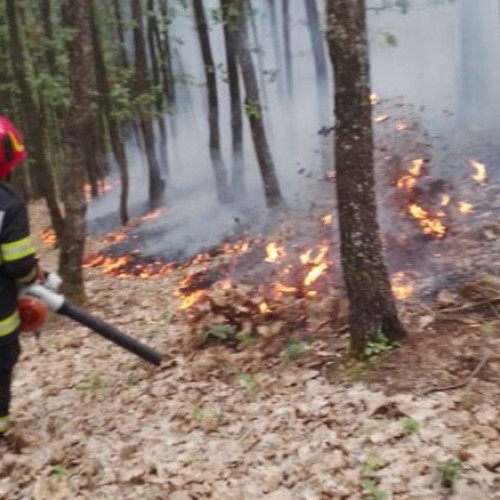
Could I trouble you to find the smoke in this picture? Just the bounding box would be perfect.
[87,0,500,262]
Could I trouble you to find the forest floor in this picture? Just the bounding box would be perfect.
[1,201,500,500]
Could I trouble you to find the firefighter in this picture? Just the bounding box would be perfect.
[0,115,39,436]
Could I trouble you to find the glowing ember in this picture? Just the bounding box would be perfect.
[391,272,414,300]
[300,246,329,266]
[408,204,446,238]
[180,290,205,310]
[304,263,328,287]
[39,227,57,247]
[274,283,298,294]
[84,179,118,202]
[469,159,487,184]
[395,122,409,132]
[259,302,270,314]
[322,214,333,226]
[441,194,451,207]
[374,114,390,123]
[370,93,378,104]
[458,201,474,214]
[265,242,286,263]
[397,174,417,191]
[409,158,424,176]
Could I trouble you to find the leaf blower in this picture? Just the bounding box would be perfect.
[17,272,162,366]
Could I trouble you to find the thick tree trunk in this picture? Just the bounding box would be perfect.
[5,0,64,240]
[59,0,93,302]
[221,0,245,196]
[282,0,293,98]
[305,0,330,172]
[131,0,165,208]
[326,0,406,355]
[235,0,283,208]
[192,0,231,203]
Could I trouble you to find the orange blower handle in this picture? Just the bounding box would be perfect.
[17,296,48,332]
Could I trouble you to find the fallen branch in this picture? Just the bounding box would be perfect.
[439,297,500,315]
[418,350,491,397]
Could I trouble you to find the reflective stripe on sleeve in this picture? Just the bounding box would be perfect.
[1,236,36,262]
[16,266,38,284]
[0,311,20,337]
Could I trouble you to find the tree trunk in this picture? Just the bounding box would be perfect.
[221,0,245,196]
[5,0,65,240]
[326,0,406,355]
[131,0,165,208]
[59,0,93,302]
[90,0,129,224]
[305,0,330,172]
[235,0,283,208]
[192,0,231,203]
[282,0,293,98]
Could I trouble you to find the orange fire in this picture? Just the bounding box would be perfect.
[370,93,379,104]
[274,283,298,294]
[265,242,286,263]
[39,227,57,247]
[408,204,446,238]
[469,159,487,184]
[458,201,473,214]
[304,263,328,287]
[180,290,205,310]
[409,159,424,176]
[391,272,414,300]
[397,174,417,191]
[259,302,270,314]
[441,194,451,207]
[322,214,333,226]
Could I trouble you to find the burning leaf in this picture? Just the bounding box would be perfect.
[469,159,487,184]
[265,243,286,263]
[408,204,446,238]
[458,202,474,215]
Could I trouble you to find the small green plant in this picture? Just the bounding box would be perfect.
[437,458,461,488]
[198,324,237,345]
[402,417,420,435]
[364,333,400,360]
[161,309,174,324]
[244,102,261,120]
[193,406,216,421]
[50,464,67,480]
[363,456,389,477]
[236,331,256,348]
[362,479,390,500]
[237,372,259,392]
[281,337,308,361]
[80,374,108,393]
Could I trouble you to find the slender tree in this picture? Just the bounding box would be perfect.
[282,0,293,98]
[59,0,93,301]
[5,0,64,240]
[192,0,231,202]
[235,0,283,208]
[326,0,406,354]
[221,0,245,196]
[131,0,165,207]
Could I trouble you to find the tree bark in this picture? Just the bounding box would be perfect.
[90,0,130,224]
[192,0,231,203]
[305,0,330,172]
[326,0,406,355]
[221,0,245,196]
[5,0,65,240]
[59,0,93,302]
[282,0,293,98]
[235,0,283,208]
[131,0,165,208]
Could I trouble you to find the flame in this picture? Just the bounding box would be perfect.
[274,283,298,294]
[180,290,205,310]
[397,174,417,191]
[370,93,378,104]
[304,263,328,287]
[39,227,57,247]
[322,214,333,226]
[259,302,270,314]
[458,201,473,214]
[408,204,446,238]
[84,179,118,202]
[409,159,424,176]
[300,246,329,266]
[391,272,414,300]
[441,194,451,207]
[265,243,286,263]
[469,159,487,184]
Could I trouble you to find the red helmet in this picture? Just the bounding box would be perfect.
[0,116,27,180]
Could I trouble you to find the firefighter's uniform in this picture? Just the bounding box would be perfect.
[0,182,37,432]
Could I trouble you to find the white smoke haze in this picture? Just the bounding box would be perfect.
[87,0,500,263]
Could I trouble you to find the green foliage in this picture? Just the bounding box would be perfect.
[281,337,308,361]
[363,456,389,477]
[193,406,215,421]
[381,30,398,47]
[236,331,256,348]
[401,417,420,435]
[50,464,67,480]
[244,102,262,120]
[237,372,259,391]
[364,333,400,359]
[437,458,461,488]
[198,324,237,345]
[362,479,390,500]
